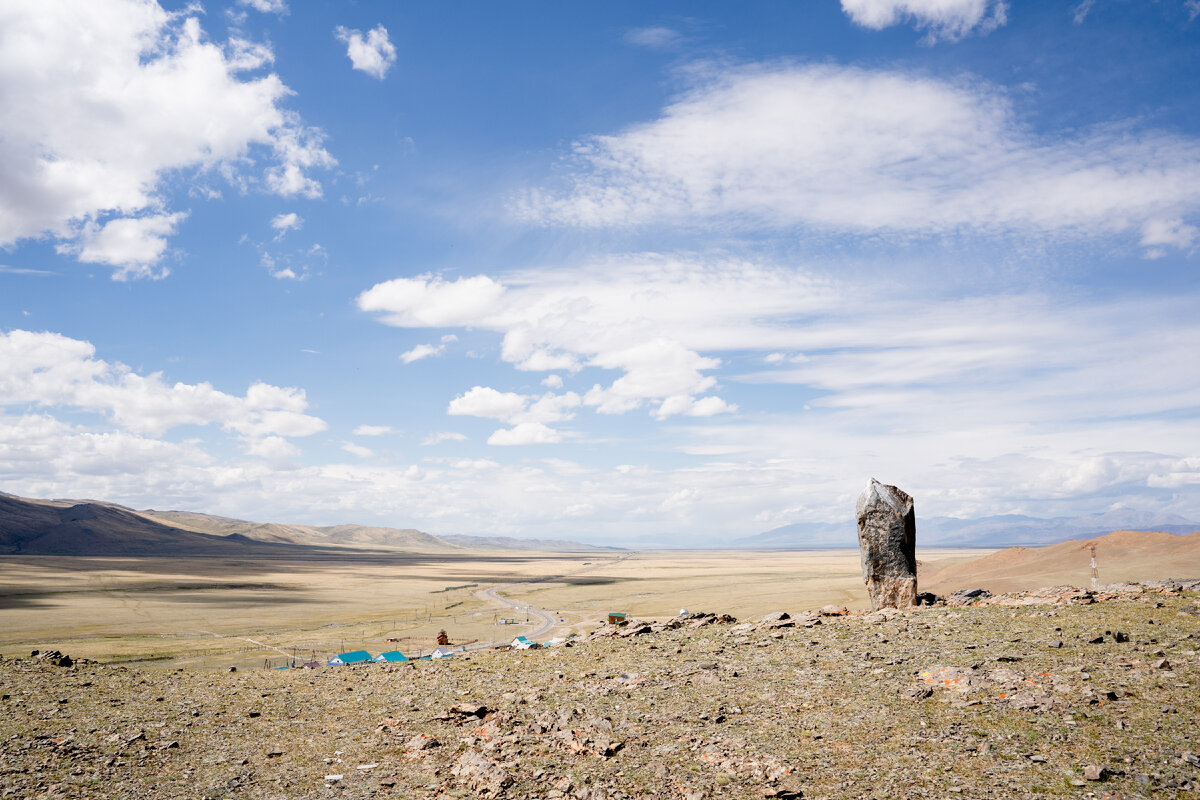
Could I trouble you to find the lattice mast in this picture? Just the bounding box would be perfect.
[1089,544,1098,590]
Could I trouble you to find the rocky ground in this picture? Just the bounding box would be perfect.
[2,581,1199,800]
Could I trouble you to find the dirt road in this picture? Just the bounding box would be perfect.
[471,552,633,647]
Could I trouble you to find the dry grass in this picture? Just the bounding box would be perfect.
[0,552,600,668]
[503,548,991,626]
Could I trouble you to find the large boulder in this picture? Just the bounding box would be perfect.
[856,478,917,609]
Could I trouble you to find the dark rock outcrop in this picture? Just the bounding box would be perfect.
[856,478,917,609]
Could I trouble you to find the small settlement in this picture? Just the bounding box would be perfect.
[280,625,593,670]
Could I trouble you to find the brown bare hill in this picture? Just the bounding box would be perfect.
[0,494,295,556]
[139,509,461,552]
[922,528,1200,595]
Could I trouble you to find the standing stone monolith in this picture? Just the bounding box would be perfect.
[855,478,917,610]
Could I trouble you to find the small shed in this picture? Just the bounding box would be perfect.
[373,650,408,663]
[511,635,535,650]
[607,612,628,624]
[336,650,373,665]
[431,646,454,659]
[302,660,322,669]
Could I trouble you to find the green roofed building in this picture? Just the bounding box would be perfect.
[336,650,373,665]
[373,650,408,663]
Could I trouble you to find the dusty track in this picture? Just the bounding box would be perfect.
[471,552,633,647]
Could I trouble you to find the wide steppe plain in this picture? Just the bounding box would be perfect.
[0,548,989,669]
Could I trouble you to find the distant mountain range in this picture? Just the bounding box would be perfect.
[736,509,1200,549]
[439,534,623,552]
[0,492,613,556]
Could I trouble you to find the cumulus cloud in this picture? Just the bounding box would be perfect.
[334,24,397,80]
[487,422,563,446]
[361,258,823,421]
[516,63,1200,256]
[270,212,303,240]
[399,336,457,363]
[57,212,187,280]
[448,387,530,421]
[447,386,582,444]
[358,275,506,326]
[841,0,1008,41]
[0,1,334,278]
[0,329,326,449]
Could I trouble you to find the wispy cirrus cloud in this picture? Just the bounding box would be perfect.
[515,63,1200,257]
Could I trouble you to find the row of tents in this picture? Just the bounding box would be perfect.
[281,634,572,670]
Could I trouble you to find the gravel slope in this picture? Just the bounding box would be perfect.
[2,582,1198,800]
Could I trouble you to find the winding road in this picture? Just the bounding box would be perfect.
[470,552,634,648]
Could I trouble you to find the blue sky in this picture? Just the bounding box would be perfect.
[2,0,1199,545]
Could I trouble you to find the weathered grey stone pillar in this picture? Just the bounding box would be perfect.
[855,478,917,609]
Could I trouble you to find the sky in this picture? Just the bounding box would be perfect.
[2,0,1199,546]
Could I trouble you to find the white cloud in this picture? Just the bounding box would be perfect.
[841,0,1008,41]
[57,212,187,280]
[1141,217,1199,259]
[246,435,301,461]
[421,431,468,446]
[0,2,334,278]
[542,374,564,389]
[656,395,738,419]
[270,212,303,240]
[487,422,563,446]
[240,0,287,13]
[353,424,395,437]
[341,441,374,458]
[624,26,684,49]
[399,335,458,364]
[334,24,397,80]
[400,343,445,363]
[358,275,506,326]
[1071,0,1097,24]
[361,258,828,421]
[447,386,582,444]
[0,329,327,448]
[447,386,529,421]
[226,37,275,71]
[1188,1,1200,22]
[516,64,1200,256]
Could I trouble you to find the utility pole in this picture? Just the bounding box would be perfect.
[1089,544,1098,590]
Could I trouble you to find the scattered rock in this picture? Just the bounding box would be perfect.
[404,733,439,752]
[451,749,513,797]
[1083,765,1107,781]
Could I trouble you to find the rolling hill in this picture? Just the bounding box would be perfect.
[0,493,300,556]
[921,528,1200,595]
[0,492,608,556]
